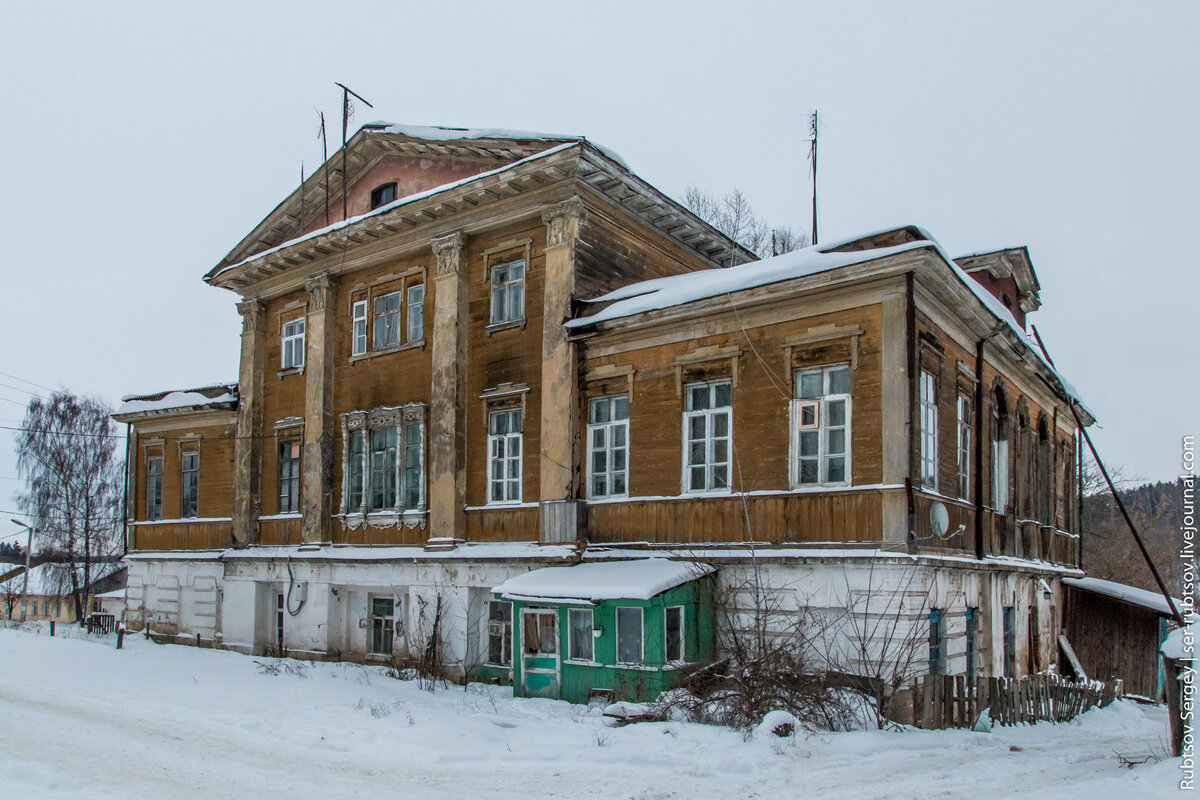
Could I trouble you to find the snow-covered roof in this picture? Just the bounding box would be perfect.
[361,122,628,168]
[1162,621,1197,660]
[0,562,123,597]
[492,558,714,603]
[567,225,1092,420]
[1063,576,1182,617]
[94,588,125,599]
[115,383,238,418]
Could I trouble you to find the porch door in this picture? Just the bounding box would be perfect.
[520,608,559,699]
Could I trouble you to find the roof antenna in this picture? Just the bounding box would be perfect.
[808,110,819,246]
[335,82,373,221]
[317,110,330,226]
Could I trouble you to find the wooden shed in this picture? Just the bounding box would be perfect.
[1062,576,1178,699]
[484,559,715,704]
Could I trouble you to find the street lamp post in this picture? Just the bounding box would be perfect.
[10,518,34,622]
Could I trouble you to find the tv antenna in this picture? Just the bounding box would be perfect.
[335,82,373,221]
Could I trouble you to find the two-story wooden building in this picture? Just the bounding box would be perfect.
[114,122,1092,700]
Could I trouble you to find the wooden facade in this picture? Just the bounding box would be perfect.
[115,125,1086,577]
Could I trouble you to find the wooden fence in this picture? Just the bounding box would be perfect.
[915,673,1123,729]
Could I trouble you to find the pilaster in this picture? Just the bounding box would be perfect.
[881,291,909,544]
[428,232,468,543]
[302,274,335,544]
[233,299,265,545]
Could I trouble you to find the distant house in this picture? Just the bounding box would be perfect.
[1062,576,1179,699]
[0,562,126,623]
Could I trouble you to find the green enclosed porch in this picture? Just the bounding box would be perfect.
[483,559,716,704]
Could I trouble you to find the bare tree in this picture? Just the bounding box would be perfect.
[15,391,123,622]
[0,574,21,620]
[683,186,810,258]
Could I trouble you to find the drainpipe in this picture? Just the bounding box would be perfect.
[973,325,1005,560]
[122,422,131,558]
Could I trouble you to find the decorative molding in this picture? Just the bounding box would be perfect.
[304,273,333,311]
[480,381,531,400]
[542,197,586,247]
[236,299,264,333]
[956,360,978,385]
[431,232,466,278]
[672,345,741,396]
[584,363,636,401]
[273,416,304,430]
[782,323,865,371]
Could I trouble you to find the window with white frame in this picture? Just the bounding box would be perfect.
[683,381,731,493]
[180,452,199,518]
[489,259,525,324]
[278,439,300,514]
[568,607,594,662]
[369,596,395,655]
[351,300,368,356]
[488,600,513,666]
[792,364,851,486]
[146,456,163,521]
[406,283,425,343]
[991,403,1010,513]
[373,291,402,350]
[487,408,522,504]
[665,605,685,662]
[956,395,972,500]
[919,369,939,490]
[587,395,629,498]
[616,606,644,664]
[281,317,305,370]
[340,407,426,517]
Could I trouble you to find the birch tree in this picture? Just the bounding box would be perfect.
[14,391,123,621]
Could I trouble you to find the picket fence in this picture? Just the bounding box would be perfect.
[914,673,1123,729]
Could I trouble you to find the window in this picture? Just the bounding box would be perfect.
[351,300,368,356]
[523,610,557,656]
[341,408,426,516]
[1002,606,1016,677]
[928,608,945,675]
[146,457,163,521]
[487,409,522,504]
[369,182,397,210]
[919,369,938,490]
[965,607,977,680]
[488,601,513,666]
[372,291,402,350]
[278,440,300,514]
[180,452,199,518]
[369,596,395,655]
[276,592,285,653]
[665,606,685,662]
[489,259,525,324]
[616,606,644,664]
[956,395,972,500]
[793,364,851,486]
[281,317,305,370]
[992,393,1010,513]
[568,608,594,662]
[587,395,629,498]
[683,381,731,493]
[406,284,424,343]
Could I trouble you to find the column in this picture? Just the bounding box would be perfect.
[232,299,265,545]
[539,198,585,543]
[302,274,335,544]
[428,232,468,543]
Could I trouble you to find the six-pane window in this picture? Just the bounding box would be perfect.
[487,409,522,504]
[146,457,163,521]
[793,365,850,486]
[616,606,644,664]
[956,395,972,500]
[281,317,305,370]
[351,300,368,356]
[278,440,300,514]
[406,284,425,343]
[683,381,731,492]
[919,370,939,490]
[373,291,402,350]
[587,395,629,498]
[568,607,594,662]
[180,452,199,518]
[490,260,525,324]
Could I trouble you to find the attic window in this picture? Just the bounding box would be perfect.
[370,182,398,210]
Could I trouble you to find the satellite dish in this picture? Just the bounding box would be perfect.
[930,502,950,537]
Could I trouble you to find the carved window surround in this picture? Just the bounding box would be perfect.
[672,345,741,397]
[584,363,636,401]
[781,324,864,372]
[338,403,428,531]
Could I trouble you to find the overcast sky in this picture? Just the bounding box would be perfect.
[1,2,1196,545]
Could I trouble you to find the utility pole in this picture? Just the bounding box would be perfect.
[809,110,819,246]
[334,82,373,221]
[11,518,34,622]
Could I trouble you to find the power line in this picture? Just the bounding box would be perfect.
[0,369,56,394]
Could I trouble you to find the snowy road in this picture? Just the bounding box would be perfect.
[0,626,1181,799]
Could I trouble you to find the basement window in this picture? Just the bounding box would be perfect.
[369,182,397,210]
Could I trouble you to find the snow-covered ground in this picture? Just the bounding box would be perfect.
[0,624,1181,799]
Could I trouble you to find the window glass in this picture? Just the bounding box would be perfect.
[369,427,398,510]
[928,609,944,675]
[369,596,395,654]
[490,260,525,324]
[616,607,643,663]
[488,409,522,504]
[665,606,684,662]
[683,382,731,492]
[369,182,397,210]
[373,291,401,350]
[278,440,301,514]
[406,284,424,342]
[587,395,629,498]
[146,457,163,521]
[351,300,368,356]
[794,365,851,487]
[281,318,305,370]
[180,452,199,518]
[488,601,512,666]
[957,395,972,500]
[569,608,594,662]
[919,370,939,490]
[347,430,364,511]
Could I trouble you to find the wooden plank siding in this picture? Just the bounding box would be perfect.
[258,516,302,546]
[131,521,231,551]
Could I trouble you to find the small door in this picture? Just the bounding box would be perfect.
[520,608,559,698]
